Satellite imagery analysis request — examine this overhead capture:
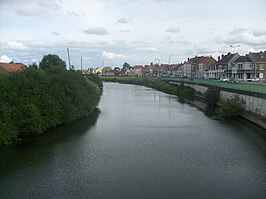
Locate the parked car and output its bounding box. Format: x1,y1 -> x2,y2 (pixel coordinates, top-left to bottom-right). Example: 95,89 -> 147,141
220,77 -> 229,82
247,78 -> 259,82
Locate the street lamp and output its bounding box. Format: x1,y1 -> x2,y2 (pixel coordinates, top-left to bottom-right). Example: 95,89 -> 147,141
230,44 -> 240,53
168,54 -> 178,64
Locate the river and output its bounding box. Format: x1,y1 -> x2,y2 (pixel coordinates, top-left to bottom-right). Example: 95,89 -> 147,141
1,82 -> 266,199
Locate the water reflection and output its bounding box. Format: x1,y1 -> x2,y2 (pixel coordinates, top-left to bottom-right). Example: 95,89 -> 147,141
0,108 -> 100,178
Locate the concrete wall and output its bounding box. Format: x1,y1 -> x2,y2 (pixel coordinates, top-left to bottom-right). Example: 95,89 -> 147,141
170,81 -> 266,116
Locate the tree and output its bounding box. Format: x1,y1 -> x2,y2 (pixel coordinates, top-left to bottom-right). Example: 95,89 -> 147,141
28,62 -> 38,70
39,54 -> 66,70
123,62 -> 130,69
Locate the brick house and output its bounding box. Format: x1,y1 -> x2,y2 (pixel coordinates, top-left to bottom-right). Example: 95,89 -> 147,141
195,56 -> 216,79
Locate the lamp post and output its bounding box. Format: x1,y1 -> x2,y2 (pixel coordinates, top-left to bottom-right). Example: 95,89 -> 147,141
168,54 -> 177,64
230,44 -> 240,53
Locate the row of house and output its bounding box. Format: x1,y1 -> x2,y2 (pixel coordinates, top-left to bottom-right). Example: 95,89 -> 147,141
208,51 -> 266,80
91,51 -> 266,81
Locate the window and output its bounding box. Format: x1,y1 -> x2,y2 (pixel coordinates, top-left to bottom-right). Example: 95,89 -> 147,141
238,64 -> 243,69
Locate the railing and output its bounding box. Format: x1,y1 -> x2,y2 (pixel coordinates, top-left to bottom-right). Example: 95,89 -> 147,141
163,77 -> 266,94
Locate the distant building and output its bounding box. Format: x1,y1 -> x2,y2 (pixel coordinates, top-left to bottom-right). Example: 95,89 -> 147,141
182,56 -> 203,78
232,56 -> 253,80
133,65 -> 144,76
196,56 -> 216,79
0,63 -> 26,74
248,51 -> 266,80
207,53 -> 240,79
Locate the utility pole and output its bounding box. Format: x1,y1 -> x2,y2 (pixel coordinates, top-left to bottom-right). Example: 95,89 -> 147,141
81,56 -> 83,71
67,48 -> 71,70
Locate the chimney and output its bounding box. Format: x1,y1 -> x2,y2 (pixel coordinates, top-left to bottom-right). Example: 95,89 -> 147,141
260,51 -> 264,58
187,57 -> 190,62
218,56 -> 220,61
222,54 -> 224,59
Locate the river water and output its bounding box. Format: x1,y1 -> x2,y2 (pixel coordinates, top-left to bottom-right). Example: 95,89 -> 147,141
1,82 -> 266,199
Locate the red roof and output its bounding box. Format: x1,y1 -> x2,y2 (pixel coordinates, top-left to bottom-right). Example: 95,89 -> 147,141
0,63 -> 26,73
134,65 -> 144,69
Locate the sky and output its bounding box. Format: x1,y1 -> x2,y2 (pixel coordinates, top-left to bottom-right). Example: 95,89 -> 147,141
0,0 -> 266,69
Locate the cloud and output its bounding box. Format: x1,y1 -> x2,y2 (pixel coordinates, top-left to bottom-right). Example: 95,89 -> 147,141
137,47 -> 159,52
3,41 -> 27,50
83,27 -> 109,35
117,17 -> 128,24
7,0 -> 61,16
37,0 -> 61,10
165,36 -> 190,45
0,55 -> 13,63
120,30 -> 130,33
102,51 -> 125,59
16,7 -> 42,16
166,26 -> 180,33
220,28 -> 266,47
67,10 -> 79,17
51,32 -> 60,36
253,29 -> 266,37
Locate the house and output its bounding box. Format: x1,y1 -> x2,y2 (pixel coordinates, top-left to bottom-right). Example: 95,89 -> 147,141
232,56 -> 253,81
92,67 -> 102,75
133,65 -> 144,76
218,52 -> 240,78
248,51 -> 266,80
142,65 -> 157,76
101,67 -> 113,76
195,56 -> 216,79
208,61 -> 219,79
169,64 -> 182,77
207,52 -> 240,79
0,63 -> 26,74
182,56 -> 203,78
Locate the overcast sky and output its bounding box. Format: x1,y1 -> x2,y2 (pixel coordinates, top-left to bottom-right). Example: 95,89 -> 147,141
0,0 -> 266,68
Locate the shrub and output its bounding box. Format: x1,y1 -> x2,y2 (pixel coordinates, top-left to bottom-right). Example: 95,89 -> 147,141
216,95 -> 246,118
204,87 -> 220,107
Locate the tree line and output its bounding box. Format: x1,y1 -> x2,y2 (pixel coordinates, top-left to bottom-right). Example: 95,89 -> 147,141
0,54 -> 102,145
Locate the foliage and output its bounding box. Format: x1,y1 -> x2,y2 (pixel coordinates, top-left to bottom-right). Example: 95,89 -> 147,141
101,76 -> 194,102
216,95 -> 246,118
39,54 -> 66,70
28,62 -> 38,70
0,68 -> 102,145
204,87 -> 220,107
85,74 -> 103,91
122,62 -> 131,69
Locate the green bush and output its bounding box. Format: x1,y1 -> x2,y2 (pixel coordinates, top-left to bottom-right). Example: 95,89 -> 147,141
0,68 -> 102,145
216,95 -> 246,118
204,87 -> 220,107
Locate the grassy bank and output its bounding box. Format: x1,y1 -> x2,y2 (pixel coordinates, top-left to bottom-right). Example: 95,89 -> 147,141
0,69 -> 102,145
